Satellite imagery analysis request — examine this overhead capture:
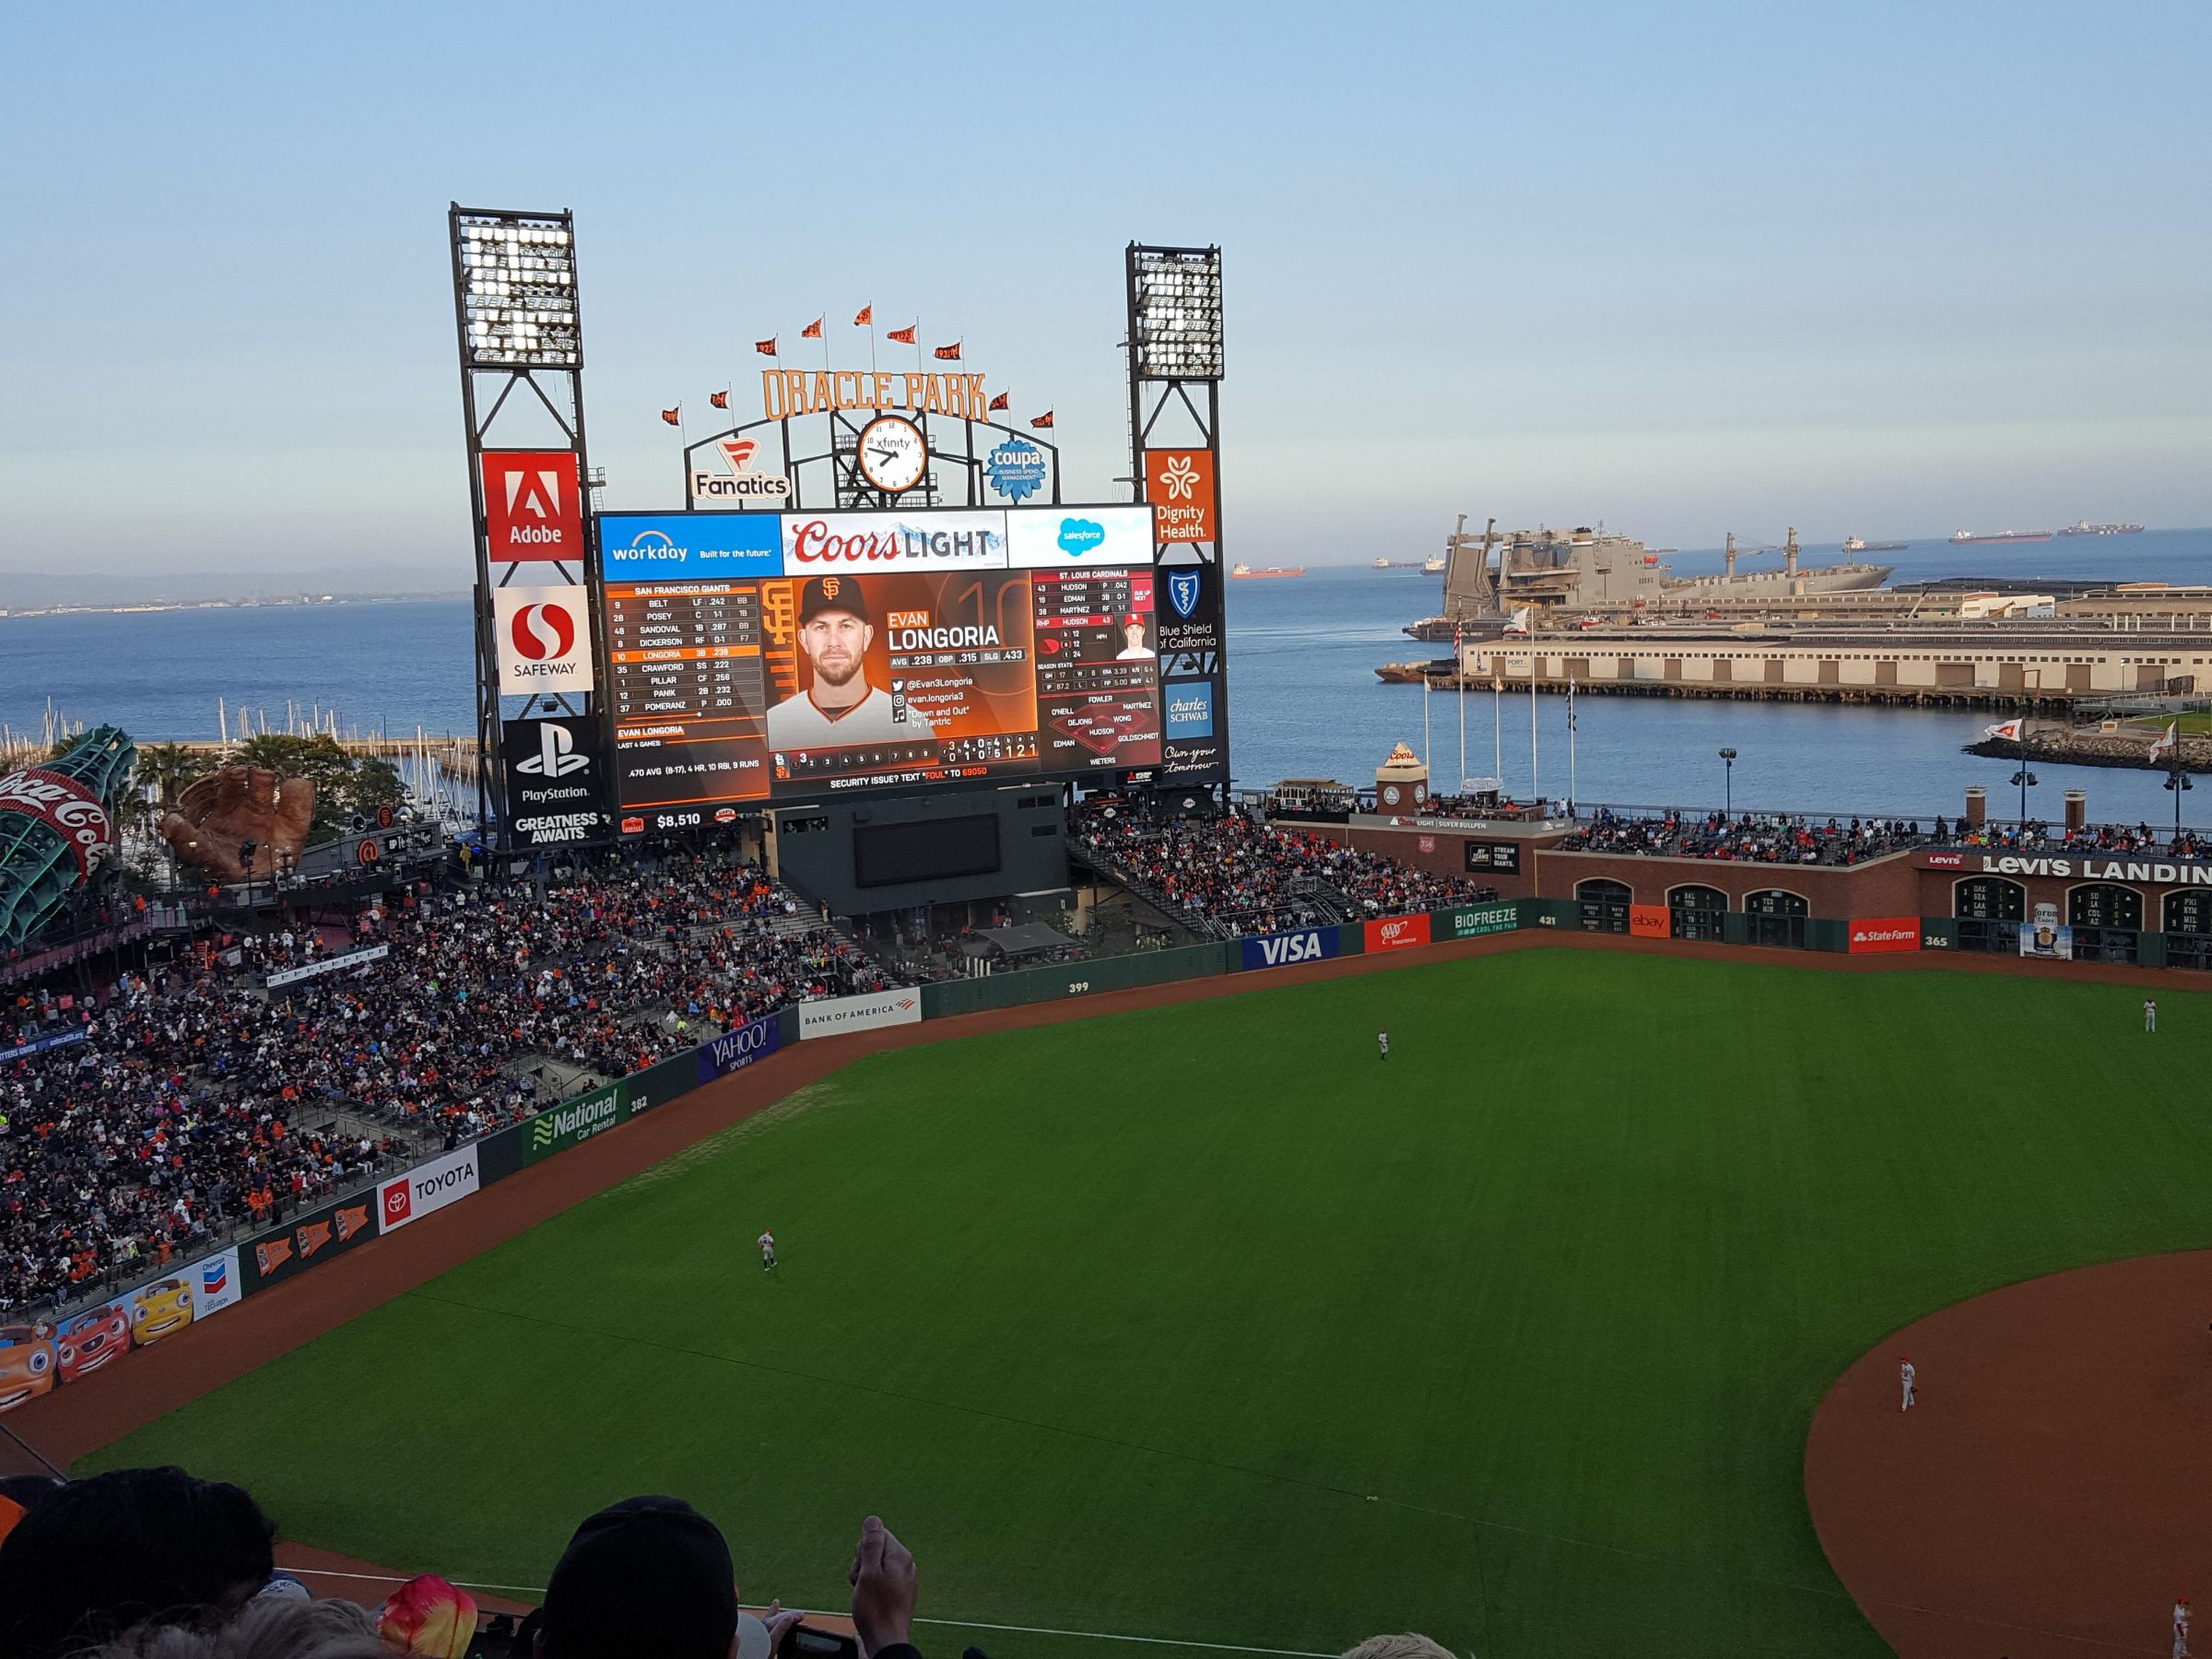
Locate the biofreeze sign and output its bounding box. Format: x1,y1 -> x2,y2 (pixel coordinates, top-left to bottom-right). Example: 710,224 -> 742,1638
1975,853 -> 2212,885
1240,927 -> 1339,971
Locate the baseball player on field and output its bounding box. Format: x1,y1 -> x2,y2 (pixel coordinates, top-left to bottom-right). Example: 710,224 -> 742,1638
758,1229 -> 777,1273
1899,1356 -> 1915,1412
2174,1594 -> 2190,1659
2147,997 -> 2159,1033
1377,1029 -> 1389,1062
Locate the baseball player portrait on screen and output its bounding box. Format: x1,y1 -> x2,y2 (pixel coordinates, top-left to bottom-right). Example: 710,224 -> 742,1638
766,575 -> 937,751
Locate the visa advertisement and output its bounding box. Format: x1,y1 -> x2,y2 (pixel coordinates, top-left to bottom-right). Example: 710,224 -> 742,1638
1240,927 -> 1341,971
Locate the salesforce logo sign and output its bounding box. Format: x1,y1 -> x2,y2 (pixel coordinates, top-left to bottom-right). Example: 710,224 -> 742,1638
1057,517 -> 1105,557
599,512 -> 782,581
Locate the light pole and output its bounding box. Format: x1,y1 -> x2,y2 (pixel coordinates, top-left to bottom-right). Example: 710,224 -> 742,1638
2167,761 -> 2193,841
1719,747 -> 1736,818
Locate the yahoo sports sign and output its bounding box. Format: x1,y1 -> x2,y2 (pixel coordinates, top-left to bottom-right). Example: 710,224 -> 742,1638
697,1014 -> 782,1083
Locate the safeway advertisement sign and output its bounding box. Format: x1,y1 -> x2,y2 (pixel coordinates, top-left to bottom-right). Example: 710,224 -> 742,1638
1848,918 -> 1922,955
492,586 -> 595,695
376,1145 -> 481,1233
482,451 -> 582,563
798,987 -> 923,1039
1364,913 -> 1432,953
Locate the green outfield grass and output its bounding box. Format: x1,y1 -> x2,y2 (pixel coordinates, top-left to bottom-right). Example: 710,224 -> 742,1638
84,950 -> 2212,1658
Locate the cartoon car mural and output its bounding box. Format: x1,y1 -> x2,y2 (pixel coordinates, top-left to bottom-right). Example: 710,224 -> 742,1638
0,1324 -> 57,1413
131,1278 -> 194,1345
55,1300 -> 132,1382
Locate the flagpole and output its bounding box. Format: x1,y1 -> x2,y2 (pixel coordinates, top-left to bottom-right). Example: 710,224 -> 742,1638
1422,671 -> 1431,777
1493,677 -> 1502,788
1568,677 -> 1577,817
1457,637 -> 1467,794
1529,646 -> 1539,808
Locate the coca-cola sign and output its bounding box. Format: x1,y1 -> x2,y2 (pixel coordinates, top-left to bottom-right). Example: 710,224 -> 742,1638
781,511 -> 1007,571
0,769 -> 112,877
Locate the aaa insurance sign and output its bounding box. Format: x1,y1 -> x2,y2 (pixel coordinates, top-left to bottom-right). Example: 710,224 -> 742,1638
492,586 -> 595,695
482,451 -> 582,563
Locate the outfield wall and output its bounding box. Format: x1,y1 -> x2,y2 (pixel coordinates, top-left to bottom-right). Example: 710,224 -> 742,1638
0,882 -> 2152,1418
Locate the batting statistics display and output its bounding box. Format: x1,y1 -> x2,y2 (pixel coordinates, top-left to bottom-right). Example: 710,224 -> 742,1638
600,506 -> 1177,824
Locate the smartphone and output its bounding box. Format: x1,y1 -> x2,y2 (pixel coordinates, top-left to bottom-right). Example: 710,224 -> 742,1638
786,1625 -> 863,1659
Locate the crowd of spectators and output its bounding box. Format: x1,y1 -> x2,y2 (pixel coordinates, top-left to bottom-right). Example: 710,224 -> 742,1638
1556,806 -> 2212,864
1071,803 -> 1492,935
0,856 -> 899,1314
0,1465 -> 926,1659
0,1463 -> 1447,1659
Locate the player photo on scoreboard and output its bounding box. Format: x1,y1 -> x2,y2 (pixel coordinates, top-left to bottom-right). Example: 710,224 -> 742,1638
760,570 -> 1041,790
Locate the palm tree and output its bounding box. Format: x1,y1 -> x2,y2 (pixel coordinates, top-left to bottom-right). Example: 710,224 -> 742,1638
136,743 -> 214,811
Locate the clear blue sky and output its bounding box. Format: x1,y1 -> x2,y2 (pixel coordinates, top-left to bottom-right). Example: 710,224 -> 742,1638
2,1 -> 2206,576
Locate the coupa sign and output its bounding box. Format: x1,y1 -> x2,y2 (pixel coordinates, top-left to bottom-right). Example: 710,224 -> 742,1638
1240,927 -> 1339,971
697,1015 -> 781,1083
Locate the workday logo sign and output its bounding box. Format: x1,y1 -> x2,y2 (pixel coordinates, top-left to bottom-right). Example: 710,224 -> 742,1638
599,512 -> 783,580
1240,927 -> 1339,971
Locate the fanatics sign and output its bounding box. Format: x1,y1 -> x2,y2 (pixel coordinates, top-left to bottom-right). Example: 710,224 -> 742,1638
482,451 -> 583,563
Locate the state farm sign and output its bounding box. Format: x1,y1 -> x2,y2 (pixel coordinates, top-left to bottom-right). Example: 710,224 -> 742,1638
482,451 -> 582,563
1847,918 -> 1922,955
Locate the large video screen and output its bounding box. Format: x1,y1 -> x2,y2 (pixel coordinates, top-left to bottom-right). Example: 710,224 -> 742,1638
599,506 -> 1185,829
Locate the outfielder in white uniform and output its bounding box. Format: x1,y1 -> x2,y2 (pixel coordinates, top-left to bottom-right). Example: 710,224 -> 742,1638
2147,998 -> 2159,1033
1900,1357 -> 1916,1412
758,1230 -> 777,1272
1377,1029 -> 1389,1061
2174,1595 -> 2190,1659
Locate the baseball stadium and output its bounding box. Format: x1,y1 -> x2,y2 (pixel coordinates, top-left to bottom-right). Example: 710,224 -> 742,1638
4,218 -> 2210,1659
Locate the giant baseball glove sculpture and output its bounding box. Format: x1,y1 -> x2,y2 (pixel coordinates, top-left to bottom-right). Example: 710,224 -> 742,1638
158,767 -> 316,882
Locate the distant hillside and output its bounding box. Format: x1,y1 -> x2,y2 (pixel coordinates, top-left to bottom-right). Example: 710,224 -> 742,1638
0,567 -> 467,607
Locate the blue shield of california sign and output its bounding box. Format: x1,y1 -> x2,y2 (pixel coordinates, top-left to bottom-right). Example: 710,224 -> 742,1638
984,436 -> 1049,502
1166,568 -> 1202,620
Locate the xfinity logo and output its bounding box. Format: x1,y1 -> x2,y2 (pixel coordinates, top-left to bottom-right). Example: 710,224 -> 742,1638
515,722 -> 589,779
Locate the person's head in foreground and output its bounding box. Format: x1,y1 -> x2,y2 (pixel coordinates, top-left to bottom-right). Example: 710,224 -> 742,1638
537,1495 -> 738,1659
65,1598 -> 386,1659
1341,1636 -> 1454,1659
0,1466 -> 276,1659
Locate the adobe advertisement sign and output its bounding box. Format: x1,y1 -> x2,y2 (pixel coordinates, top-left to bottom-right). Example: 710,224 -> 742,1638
1145,449 -> 1215,544
500,715 -> 610,848
1847,918 -> 1921,955
492,586 -> 596,695
482,451 -> 583,563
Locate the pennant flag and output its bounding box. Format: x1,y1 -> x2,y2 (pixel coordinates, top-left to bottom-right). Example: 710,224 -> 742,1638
988,391 -> 1010,411
933,340 -> 962,361
709,389 -> 729,410
1502,606 -> 1532,635
886,324 -> 917,345
800,317 -> 823,340
2150,723 -> 2178,762
1983,718 -> 2022,742
756,337 -> 779,357
853,304 -> 873,327
660,407 -> 681,427
1030,410 -> 1054,429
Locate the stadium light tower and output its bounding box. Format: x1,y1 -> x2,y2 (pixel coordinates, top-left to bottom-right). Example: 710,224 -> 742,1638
1126,243 -> 1228,795
1718,747 -> 1736,818
448,206 -> 604,850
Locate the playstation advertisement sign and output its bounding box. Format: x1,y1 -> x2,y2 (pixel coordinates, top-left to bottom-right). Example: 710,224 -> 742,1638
500,715 -> 610,847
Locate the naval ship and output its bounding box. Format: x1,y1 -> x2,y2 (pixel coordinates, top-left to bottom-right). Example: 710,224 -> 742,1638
1404,518 -> 1891,638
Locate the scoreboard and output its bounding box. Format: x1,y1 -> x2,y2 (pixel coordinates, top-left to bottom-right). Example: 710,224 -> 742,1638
595,505 -> 1194,830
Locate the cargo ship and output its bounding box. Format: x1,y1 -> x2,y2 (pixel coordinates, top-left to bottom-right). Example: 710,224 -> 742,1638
1230,564 -> 1304,580
1843,536 -> 1909,553
1949,528 -> 2052,545
2056,521 -> 2145,536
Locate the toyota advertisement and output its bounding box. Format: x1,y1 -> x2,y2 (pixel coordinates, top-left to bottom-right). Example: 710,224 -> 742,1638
596,504 -> 1175,815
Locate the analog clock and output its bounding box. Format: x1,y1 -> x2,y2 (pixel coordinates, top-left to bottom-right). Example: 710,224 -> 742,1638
856,415 -> 927,494
1381,784 -> 1402,806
